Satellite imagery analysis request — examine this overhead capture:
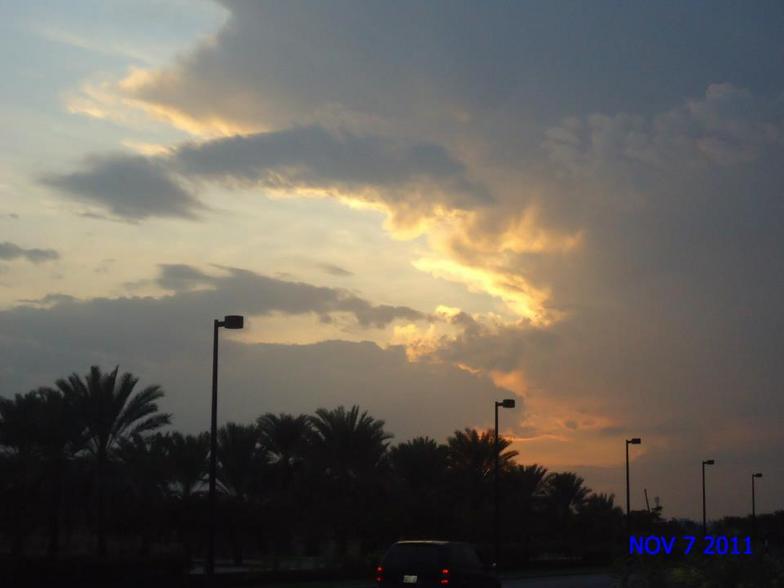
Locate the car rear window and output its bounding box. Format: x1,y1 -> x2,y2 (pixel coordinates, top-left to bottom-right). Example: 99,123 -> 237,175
382,543 -> 444,569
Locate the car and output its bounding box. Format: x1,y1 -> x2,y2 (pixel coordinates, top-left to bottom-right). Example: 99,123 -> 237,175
376,540 -> 501,588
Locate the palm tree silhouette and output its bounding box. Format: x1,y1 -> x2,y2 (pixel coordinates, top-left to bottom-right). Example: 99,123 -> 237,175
309,405 -> 392,478
216,422 -> 265,565
390,436 -> 448,490
55,365 -> 170,556
116,432 -> 171,555
389,436 -> 450,537
257,413 -> 312,479
257,413 -> 313,561
503,464 -> 548,557
309,406 -> 391,556
0,388 -> 83,555
545,472 -> 591,518
163,431 -> 209,563
447,428 -> 518,478
166,431 -> 209,500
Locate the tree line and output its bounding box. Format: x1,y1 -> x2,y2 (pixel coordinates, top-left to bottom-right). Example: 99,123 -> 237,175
0,364 -> 665,567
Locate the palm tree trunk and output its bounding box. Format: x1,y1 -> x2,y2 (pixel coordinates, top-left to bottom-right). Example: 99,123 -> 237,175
230,507 -> 243,566
47,462 -> 63,556
11,506 -> 26,557
96,447 -> 107,557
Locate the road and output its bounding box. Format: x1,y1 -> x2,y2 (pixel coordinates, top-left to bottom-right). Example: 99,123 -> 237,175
262,574 -> 616,588
503,574 -> 614,587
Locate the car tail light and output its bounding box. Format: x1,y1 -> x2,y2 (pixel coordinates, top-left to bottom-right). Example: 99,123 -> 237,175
376,565 -> 383,584
440,568 -> 449,585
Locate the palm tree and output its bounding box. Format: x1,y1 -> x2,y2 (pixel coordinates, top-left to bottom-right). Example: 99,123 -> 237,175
116,433 -> 171,555
257,413 -> 312,480
162,431 -> 209,562
447,428 -> 518,479
504,463 -> 548,520
0,388 -> 83,555
544,472 -> 591,518
389,436 -> 448,490
576,493 -> 623,560
56,365 -> 171,556
544,471 -> 592,551
446,428 -> 518,541
309,405 -> 392,478
309,406 -> 392,556
217,422 -> 264,500
257,413 -> 313,561
166,431 -> 209,500
503,464 -> 548,557
389,436 -> 450,538
216,422 -> 265,565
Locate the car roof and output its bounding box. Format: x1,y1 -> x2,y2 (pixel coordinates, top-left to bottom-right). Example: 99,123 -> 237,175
394,540 -> 469,546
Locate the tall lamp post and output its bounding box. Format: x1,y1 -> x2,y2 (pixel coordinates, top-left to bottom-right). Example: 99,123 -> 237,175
701,459 -> 715,535
752,473 -> 763,540
207,315 -> 244,579
493,398 -> 516,566
625,438 -> 641,534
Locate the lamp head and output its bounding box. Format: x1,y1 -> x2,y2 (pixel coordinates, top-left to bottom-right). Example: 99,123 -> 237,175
223,315 -> 245,329
704,459 -> 715,465
753,473 -> 763,478
500,398 -> 516,409
628,438 -> 642,445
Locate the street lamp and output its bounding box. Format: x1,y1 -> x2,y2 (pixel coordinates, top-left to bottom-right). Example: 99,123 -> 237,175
207,315 -> 244,579
494,398 -> 516,565
625,438 -> 641,534
752,473 -> 763,540
702,459 -> 715,535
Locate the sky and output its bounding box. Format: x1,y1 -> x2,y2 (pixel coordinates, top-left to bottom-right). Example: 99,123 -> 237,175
2,0 -> 784,521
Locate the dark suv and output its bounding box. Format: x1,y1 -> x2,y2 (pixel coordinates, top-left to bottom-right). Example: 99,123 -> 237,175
376,540 -> 500,587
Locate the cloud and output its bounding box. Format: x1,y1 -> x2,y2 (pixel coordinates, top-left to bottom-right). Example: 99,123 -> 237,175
0,283 -> 512,443
0,242 -> 59,263
317,263 -> 352,277
543,83 -> 783,175
156,263 -> 214,291
114,2 -> 784,137
42,126 -> 487,227
41,153 -> 202,220
153,263 -> 424,328
175,126 -> 466,186
17,293 -> 77,306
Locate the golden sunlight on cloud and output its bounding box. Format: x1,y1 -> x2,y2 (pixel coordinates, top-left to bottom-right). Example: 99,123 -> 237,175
391,306 -> 470,360
413,256 -> 554,325
120,141 -> 172,156
392,323 -> 441,361
118,68 -> 257,137
66,72 -> 256,138
452,207 -> 584,256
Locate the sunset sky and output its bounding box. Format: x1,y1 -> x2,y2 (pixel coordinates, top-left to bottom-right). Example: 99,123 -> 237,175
2,0 -> 784,520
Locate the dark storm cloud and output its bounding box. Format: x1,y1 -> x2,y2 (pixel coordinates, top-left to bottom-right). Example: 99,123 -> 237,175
0,265 -> 422,356
42,126 -> 485,220
41,153 -> 201,220
0,241 -> 59,263
152,264 -> 423,328
125,1 -> 784,133
174,126 -> 470,190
